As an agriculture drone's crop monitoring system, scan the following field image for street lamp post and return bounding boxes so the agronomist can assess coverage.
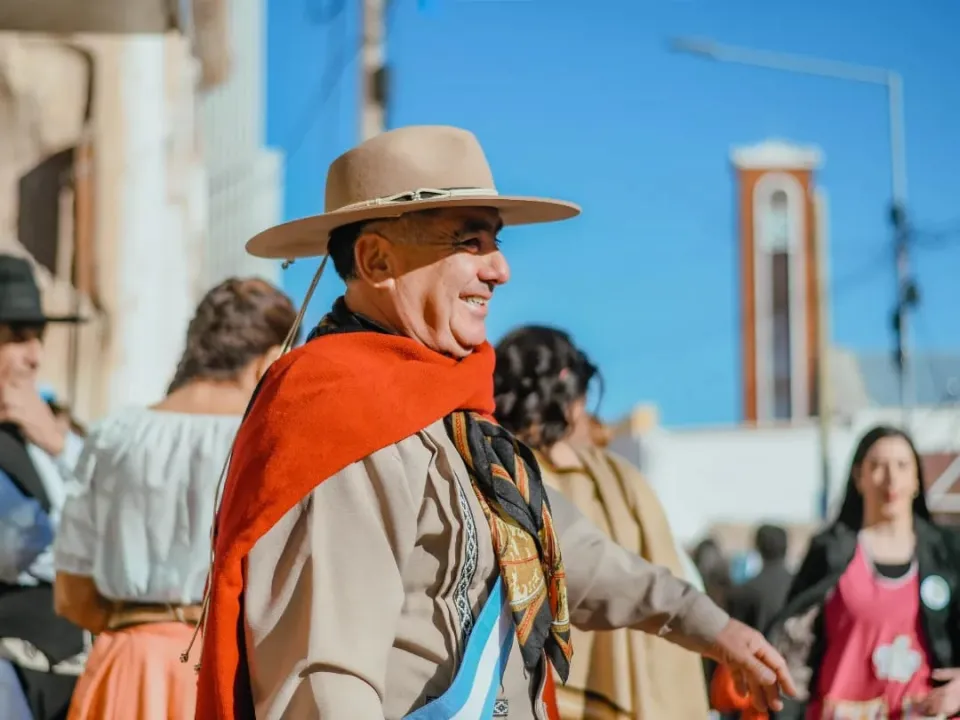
[670,38,907,199]
[671,37,914,519]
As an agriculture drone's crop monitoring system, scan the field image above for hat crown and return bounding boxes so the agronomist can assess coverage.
[0,254,45,323]
[324,126,497,213]
[0,255,35,284]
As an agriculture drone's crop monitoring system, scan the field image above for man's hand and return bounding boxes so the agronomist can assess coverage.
[917,668,960,717]
[0,381,65,457]
[709,619,798,713]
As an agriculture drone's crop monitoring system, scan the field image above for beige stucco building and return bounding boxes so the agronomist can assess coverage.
[0,1,277,426]
[199,0,283,288]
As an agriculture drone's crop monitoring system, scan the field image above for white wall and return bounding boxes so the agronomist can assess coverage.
[110,36,197,408]
[200,0,282,288]
[611,407,960,544]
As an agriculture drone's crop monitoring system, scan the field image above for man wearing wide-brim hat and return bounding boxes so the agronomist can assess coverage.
[0,254,88,720]
[195,126,796,719]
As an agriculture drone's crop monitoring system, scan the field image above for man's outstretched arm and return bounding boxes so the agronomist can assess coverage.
[549,489,797,713]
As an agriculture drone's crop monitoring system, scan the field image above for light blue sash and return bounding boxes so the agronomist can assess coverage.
[405,577,514,719]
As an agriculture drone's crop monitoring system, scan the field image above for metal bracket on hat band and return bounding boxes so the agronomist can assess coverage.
[281,259,295,269]
[338,186,499,211]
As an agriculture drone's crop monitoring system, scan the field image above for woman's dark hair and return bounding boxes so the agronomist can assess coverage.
[167,278,298,393]
[834,424,932,530]
[692,538,732,609]
[494,325,601,450]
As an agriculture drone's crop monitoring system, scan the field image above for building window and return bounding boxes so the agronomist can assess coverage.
[759,186,795,420]
[753,176,807,423]
[17,147,76,276]
[771,252,792,419]
[763,190,791,252]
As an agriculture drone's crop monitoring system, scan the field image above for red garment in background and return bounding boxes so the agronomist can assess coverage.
[710,662,769,720]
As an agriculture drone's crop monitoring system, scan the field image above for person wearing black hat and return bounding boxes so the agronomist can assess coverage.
[0,254,87,720]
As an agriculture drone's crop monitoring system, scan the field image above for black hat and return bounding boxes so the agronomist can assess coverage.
[0,255,83,325]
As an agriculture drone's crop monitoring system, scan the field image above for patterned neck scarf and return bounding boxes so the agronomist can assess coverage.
[311,298,573,682]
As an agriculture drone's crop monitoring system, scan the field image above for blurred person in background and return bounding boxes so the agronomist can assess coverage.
[578,411,707,594]
[712,526,792,720]
[494,325,713,720]
[721,425,960,718]
[728,524,793,634]
[0,255,87,720]
[729,548,763,587]
[694,537,736,711]
[694,538,734,612]
[51,278,297,720]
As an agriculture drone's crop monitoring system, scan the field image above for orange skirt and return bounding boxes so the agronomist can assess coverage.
[67,622,200,720]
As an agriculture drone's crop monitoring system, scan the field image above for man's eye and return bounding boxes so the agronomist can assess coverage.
[457,236,501,250]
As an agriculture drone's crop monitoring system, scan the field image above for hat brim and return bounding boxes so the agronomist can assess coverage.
[0,313,87,325]
[246,194,581,260]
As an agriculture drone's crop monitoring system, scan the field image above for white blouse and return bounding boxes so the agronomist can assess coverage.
[53,408,241,604]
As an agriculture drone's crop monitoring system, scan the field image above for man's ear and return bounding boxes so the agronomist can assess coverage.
[354,230,395,287]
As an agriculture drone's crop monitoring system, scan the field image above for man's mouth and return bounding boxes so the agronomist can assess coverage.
[462,296,489,308]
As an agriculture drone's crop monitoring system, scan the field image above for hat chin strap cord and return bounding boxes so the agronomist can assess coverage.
[181,255,329,671]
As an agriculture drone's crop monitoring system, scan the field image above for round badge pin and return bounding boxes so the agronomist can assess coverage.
[920,575,951,611]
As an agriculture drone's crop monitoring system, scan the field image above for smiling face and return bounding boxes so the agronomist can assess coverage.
[0,324,45,384]
[349,207,510,357]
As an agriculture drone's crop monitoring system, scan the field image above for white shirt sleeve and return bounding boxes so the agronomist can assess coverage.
[52,439,98,579]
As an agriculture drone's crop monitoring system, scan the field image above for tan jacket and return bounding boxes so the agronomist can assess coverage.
[541,446,713,719]
[243,420,728,719]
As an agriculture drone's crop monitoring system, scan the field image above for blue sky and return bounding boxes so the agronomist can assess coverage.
[265,0,960,427]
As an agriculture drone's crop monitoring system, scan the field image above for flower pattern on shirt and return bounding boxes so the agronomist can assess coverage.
[873,635,922,684]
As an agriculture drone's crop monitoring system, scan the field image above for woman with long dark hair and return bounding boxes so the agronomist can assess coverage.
[763,425,960,719]
[50,278,297,720]
[494,325,712,720]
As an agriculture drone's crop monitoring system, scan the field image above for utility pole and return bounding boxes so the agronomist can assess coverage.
[360,0,387,141]
[891,202,917,427]
[887,72,916,429]
[815,190,833,521]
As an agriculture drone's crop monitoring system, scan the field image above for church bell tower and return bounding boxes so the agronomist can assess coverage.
[732,140,826,424]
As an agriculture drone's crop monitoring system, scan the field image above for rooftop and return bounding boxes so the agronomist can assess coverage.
[730,139,824,171]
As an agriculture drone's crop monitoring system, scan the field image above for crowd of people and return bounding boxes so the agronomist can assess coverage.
[0,125,958,720]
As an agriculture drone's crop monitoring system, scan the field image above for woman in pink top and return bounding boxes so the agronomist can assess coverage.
[765,426,960,719]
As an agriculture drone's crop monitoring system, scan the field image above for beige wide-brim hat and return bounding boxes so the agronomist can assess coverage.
[246,125,581,259]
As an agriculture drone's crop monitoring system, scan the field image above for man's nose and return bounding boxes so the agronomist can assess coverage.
[480,250,511,286]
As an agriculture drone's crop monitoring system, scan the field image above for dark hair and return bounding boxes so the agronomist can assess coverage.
[692,538,732,608]
[834,424,932,530]
[494,326,601,450]
[755,524,788,563]
[327,221,366,280]
[327,210,443,281]
[167,278,298,393]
